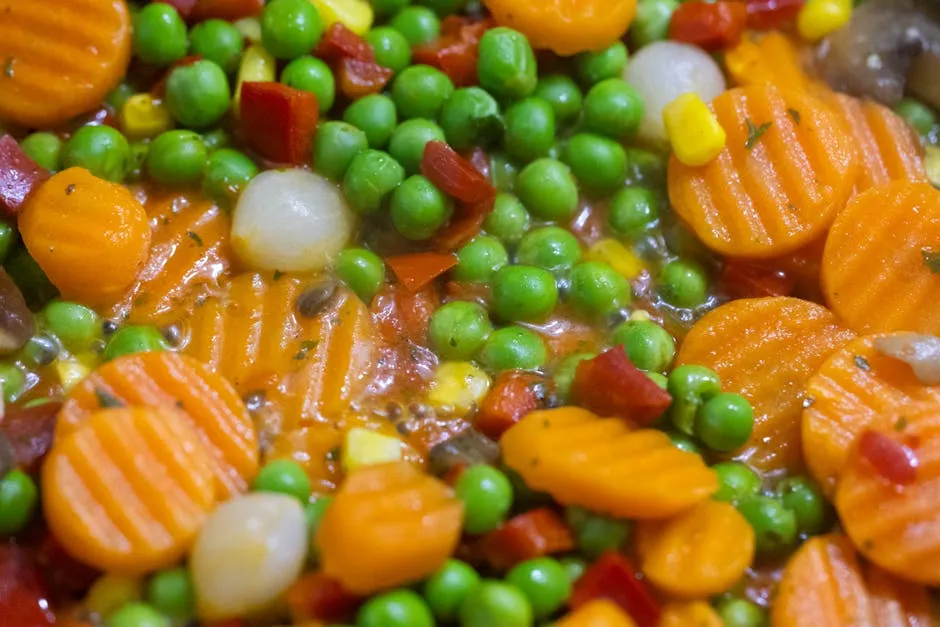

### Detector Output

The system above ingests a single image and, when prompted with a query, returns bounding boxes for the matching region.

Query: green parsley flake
[922,248,940,274]
[745,118,772,150]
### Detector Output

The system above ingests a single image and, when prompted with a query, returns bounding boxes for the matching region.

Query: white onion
[625,41,727,147]
[874,333,940,385]
[190,493,308,620]
[232,169,355,273]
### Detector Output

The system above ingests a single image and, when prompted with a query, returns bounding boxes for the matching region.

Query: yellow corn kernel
[85,574,142,618]
[56,358,89,393]
[233,17,262,44]
[313,0,374,35]
[663,93,727,167]
[235,44,277,113]
[342,427,403,472]
[119,94,172,139]
[798,0,852,42]
[428,361,492,416]
[630,309,652,322]
[585,238,646,281]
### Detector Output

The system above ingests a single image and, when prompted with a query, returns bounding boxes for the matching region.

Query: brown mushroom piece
[0,268,35,354]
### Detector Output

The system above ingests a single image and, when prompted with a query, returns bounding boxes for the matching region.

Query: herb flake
[922,248,940,274]
[895,417,908,432]
[95,388,124,408]
[745,118,772,150]
[854,355,872,371]
[293,339,319,360]
[187,231,203,247]
[787,108,801,124]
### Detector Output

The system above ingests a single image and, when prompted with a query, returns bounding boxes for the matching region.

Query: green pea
[190,19,244,72]
[778,476,829,537]
[133,3,188,66]
[146,130,208,186]
[280,56,335,112]
[559,557,587,584]
[335,248,385,303]
[713,462,761,504]
[624,147,667,188]
[668,431,702,455]
[305,496,332,562]
[503,98,556,164]
[454,235,508,282]
[388,118,446,174]
[106,602,170,627]
[20,133,63,171]
[697,392,754,452]
[506,558,571,619]
[568,261,629,318]
[516,226,581,273]
[612,319,675,373]
[491,265,559,322]
[534,75,583,126]
[667,364,721,435]
[103,325,169,361]
[390,175,453,240]
[314,121,368,181]
[737,495,798,555]
[106,83,135,112]
[62,125,131,182]
[565,506,630,559]
[43,300,100,349]
[659,259,708,308]
[343,94,398,148]
[516,158,578,221]
[417,0,467,16]
[252,459,312,502]
[894,98,936,136]
[0,470,38,536]
[201,128,230,152]
[477,27,538,101]
[648,371,668,390]
[429,301,493,360]
[165,60,231,129]
[716,597,767,627]
[459,581,532,627]
[0,364,26,404]
[483,193,530,244]
[0,223,16,264]
[261,0,324,60]
[553,352,594,402]
[146,568,194,620]
[343,149,405,214]
[563,133,627,195]
[630,0,680,47]
[392,65,455,120]
[454,465,513,534]
[365,27,412,74]
[608,187,659,240]
[479,326,546,372]
[440,87,503,151]
[203,148,258,207]
[372,0,410,18]
[390,6,441,46]
[583,79,644,139]
[424,559,480,622]
[577,42,628,86]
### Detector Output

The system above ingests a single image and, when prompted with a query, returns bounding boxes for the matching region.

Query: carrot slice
[315,462,463,594]
[724,31,814,92]
[57,351,258,499]
[658,601,722,627]
[802,334,940,497]
[501,408,717,519]
[866,563,934,625]
[635,501,754,598]
[822,180,940,335]
[667,84,858,258]
[42,406,216,574]
[0,0,131,127]
[19,168,151,307]
[676,297,854,472]
[557,600,637,627]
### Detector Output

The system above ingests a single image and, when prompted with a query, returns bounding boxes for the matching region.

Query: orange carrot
[724,31,814,92]
[667,84,858,258]
[315,462,463,594]
[501,408,717,519]
[822,180,940,335]
[658,601,723,627]
[635,501,754,598]
[676,297,854,472]
[57,351,258,499]
[0,0,131,127]
[19,168,151,306]
[556,600,637,627]
[43,406,216,574]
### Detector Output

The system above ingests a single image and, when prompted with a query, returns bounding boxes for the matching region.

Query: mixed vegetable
[1,0,940,625]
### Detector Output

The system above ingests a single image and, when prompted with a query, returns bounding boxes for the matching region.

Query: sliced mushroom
[0,268,34,355]
[427,428,500,477]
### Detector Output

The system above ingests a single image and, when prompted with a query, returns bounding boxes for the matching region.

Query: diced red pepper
[745,0,805,30]
[33,532,99,599]
[433,212,487,253]
[0,135,49,218]
[572,347,672,425]
[160,0,198,17]
[719,261,795,300]
[413,18,492,88]
[316,23,375,63]
[286,571,360,624]
[0,402,61,473]
[336,58,394,100]
[239,82,319,165]
[669,1,748,52]
[386,253,458,293]
[569,552,662,627]
[190,0,264,22]
[476,371,549,440]
[422,141,496,205]
[0,544,56,627]
[479,508,575,570]
[858,430,919,486]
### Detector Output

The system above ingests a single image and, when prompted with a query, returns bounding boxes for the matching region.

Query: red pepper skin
[719,261,795,300]
[239,82,319,165]
[669,1,748,52]
[1,402,61,473]
[190,0,264,22]
[433,212,487,252]
[569,552,662,627]
[286,572,360,624]
[859,430,919,486]
[479,508,575,570]
[162,0,199,18]
[317,23,374,63]
[476,371,549,440]
[421,141,496,205]
[0,544,56,627]
[413,18,492,87]
[0,135,49,218]
[572,347,672,425]
[746,0,804,30]
[386,253,458,293]
[337,58,394,100]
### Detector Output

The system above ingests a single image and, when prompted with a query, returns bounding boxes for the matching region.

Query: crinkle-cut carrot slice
[866,562,934,625]
[677,297,854,472]
[724,31,815,93]
[0,0,131,127]
[668,84,858,258]
[658,601,722,627]
[501,408,717,519]
[57,351,258,499]
[822,180,940,335]
[556,600,637,627]
[836,405,940,586]
[43,406,216,574]
[635,501,754,598]
[315,462,463,595]
[19,168,150,307]
[802,334,940,497]
[103,192,233,328]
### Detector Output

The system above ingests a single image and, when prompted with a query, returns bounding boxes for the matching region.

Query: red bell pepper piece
[569,552,661,627]
[0,135,49,218]
[745,0,804,30]
[479,508,575,570]
[422,141,496,205]
[160,0,198,18]
[336,58,394,100]
[433,212,487,252]
[476,371,549,440]
[386,253,458,293]
[0,544,56,627]
[858,430,919,486]
[572,347,672,425]
[286,571,360,624]
[239,82,319,165]
[413,18,492,88]
[669,1,748,52]
[317,23,374,63]
[0,402,61,473]
[190,0,264,22]
[719,261,795,300]
[372,282,440,345]
[33,532,100,599]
